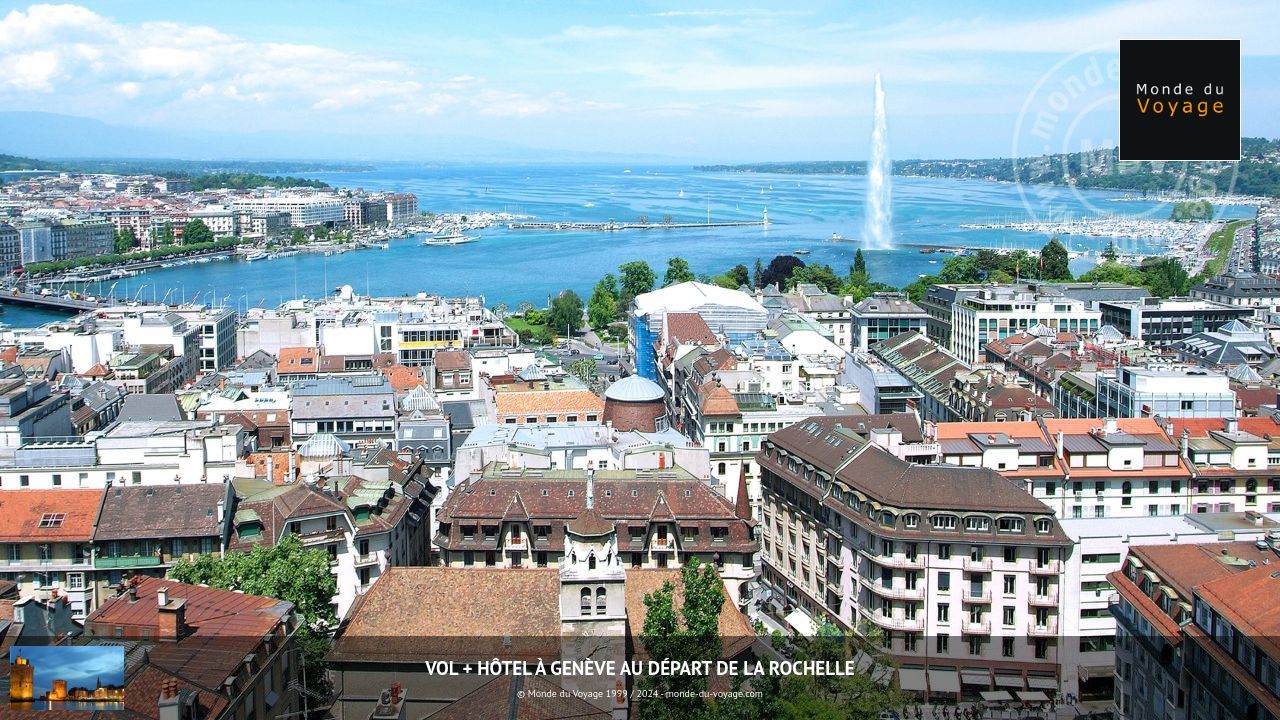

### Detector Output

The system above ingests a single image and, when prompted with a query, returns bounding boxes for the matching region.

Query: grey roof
[298,433,350,458]
[441,400,476,429]
[78,381,124,413]
[94,484,226,541]
[116,393,183,423]
[292,393,395,419]
[292,375,392,396]
[400,385,440,414]
[604,375,664,402]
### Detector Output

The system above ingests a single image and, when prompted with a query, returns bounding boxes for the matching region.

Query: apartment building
[1109,541,1280,720]
[851,293,929,352]
[759,416,1073,698]
[773,283,855,351]
[0,489,100,617]
[0,222,21,272]
[1092,366,1238,419]
[1191,270,1280,318]
[1169,416,1280,514]
[0,365,74,462]
[950,285,1101,364]
[872,331,970,422]
[230,195,345,227]
[289,376,397,446]
[1099,297,1252,346]
[433,464,759,605]
[384,193,419,223]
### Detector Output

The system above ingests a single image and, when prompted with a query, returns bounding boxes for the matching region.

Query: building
[1093,365,1238,419]
[630,282,769,381]
[0,365,74,463]
[187,207,240,237]
[83,576,301,720]
[1191,270,1280,317]
[1169,416,1280,514]
[839,351,924,415]
[0,488,101,617]
[290,376,397,446]
[1098,297,1252,346]
[488,369,604,426]
[602,375,667,432]
[774,284,855,351]
[1174,319,1278,371]
[851,293,929,352]
[872,331,970,422]
[230,195,345,227]
[433,463,758,605]
[15,217,113,264]
[243,210,291,239]
[431,349,474,398]
[0,222,20,272]
[384,193,418,223]
[950,285,1101,364]
[758,416,1074,698]
[1108,540,1280,720]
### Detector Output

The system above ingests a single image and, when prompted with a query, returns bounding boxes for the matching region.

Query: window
[937,604,950,623]
[37,513,65,528]
[596,588,607,615]
[937,572,950,592]
[1003,607,1015,626]
[1002,637,1015,657]
[19,475,29,487]
[51,474,61,487]
[938,544,951,560]
[936,635,949,654]
[996,517,1024,533]
[536,552,547,567]
[485,551,496,567]
[1002,575,1016,595]
[580,588,592,616]
[1003,546,1017,563]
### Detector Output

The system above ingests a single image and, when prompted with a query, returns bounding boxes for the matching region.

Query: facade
[1170,416,1280,515]
[850,293,929,352]
[290,376,397,445]
[871,331,970,422]
[384,193,419,223]
[0,365,74,463]
[0,488,100,617]
[1095,366,1238,419]
[1191,270,1280,317]
[631,282,769,381]
[230,195,345,227]
[775,284,855,351]
[1098,297,1252,346]
[0,222,20,272]
[433,464,758,605]
[951,285,1101,364]
[759,416,1075,698]
[1108,541,1280,720]
[15,217,113,264]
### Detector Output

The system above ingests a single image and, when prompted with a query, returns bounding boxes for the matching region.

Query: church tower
[558,466,628,720]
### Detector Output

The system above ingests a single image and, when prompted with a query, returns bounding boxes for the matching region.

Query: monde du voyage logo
[1120,40,1240,162]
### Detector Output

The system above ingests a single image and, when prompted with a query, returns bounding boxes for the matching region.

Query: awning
[898,666,928,692]
[960,669,990,685]
[1026,677,1059,690]
[1078,664,1115,681]
[785,609,816,638]
[980,690,1013,702]
[928,668,961,694]
[994,674,1023,688]
[1017,690,1050,702]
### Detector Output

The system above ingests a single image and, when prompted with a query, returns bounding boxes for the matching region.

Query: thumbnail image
[8,646,125,711]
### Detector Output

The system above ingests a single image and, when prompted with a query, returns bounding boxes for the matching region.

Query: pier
[508,213,769,233]
[0,289,105,313]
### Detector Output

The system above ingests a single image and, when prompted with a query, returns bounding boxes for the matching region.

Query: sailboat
[679,189,685,198]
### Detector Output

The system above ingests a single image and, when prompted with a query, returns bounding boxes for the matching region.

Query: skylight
[38,513,66,528]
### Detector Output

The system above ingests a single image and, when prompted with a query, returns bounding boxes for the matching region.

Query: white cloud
[0,50,60,91]
[115,81,140,98]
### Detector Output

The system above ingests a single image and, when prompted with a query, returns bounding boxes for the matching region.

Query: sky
[0,1,1278,162]
[9,646,125,695]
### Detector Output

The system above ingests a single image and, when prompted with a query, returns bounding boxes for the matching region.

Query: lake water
[5,165,1255,327]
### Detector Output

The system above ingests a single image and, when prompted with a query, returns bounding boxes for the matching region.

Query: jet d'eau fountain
[863,73,893,250]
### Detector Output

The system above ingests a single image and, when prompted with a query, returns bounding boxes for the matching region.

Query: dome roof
[604,375,664,402]
[298,433,351,459]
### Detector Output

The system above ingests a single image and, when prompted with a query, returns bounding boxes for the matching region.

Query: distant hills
[697,138,1280,197]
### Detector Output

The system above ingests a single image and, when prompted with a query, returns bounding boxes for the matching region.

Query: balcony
[1028,618,1059,636]
[95,555,164,569]
[864,579,925,601]
[1029,593,1059,607]
[868,613,924,631]
[506,536,526,550]
[6,558,92,570]
[1029,560,1062,575]
[353,552,381,567]
[861,548,924,569]
[963,557,993,571]
[962,619,992,634]
[651,537,675,552]
[962,588,992,603]
[299,529,346,547]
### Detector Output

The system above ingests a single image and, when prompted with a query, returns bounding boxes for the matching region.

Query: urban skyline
[7,646,124,702]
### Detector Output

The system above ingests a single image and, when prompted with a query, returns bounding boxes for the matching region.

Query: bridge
[0,289,104,313]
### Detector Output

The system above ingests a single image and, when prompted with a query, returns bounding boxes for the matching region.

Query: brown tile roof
[495,390,604,418]
[0,489,101,542]
[1169,416,1280,438]
[83,362,112,378]
[665,312,718,346]
[94,484,226,542]
[123,664,230,720]
[429,674,610,720]
[1128,542,1269,600]
[935,421,1048,440]
[245,450,297,485]
[566,507,614,536]
[434,349,472,371]
[698,381,739,416]
[625,569,755,660]
[380,364,425,393]
[276,346,317,374]
[1195,564,1280,660]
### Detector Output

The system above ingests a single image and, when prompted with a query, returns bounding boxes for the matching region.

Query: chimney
[157,586,168,607]
[1225,417,1239,434]
[128,586,138,603]
[585,463,595,509]
[1180,429,1190,459]
[1055,430,1064,460]
[369,683,408,720]
[216,498,225,524]
[158,679,183,720]
[1103,417,1118,435]
[158,593,187,642]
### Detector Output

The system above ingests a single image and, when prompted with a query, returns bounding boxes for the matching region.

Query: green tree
[567,357,597,385]
[853,249,867,276]
[1140,257,1191,297]
[588,275,619,329]
[789,263,842,293]
[492,302,509,318]
[169,534,337,703]
[313,225,330,241]
[113,228,136,254]
[752,258,764,288]
[637,558,724,720]
[771,623,907,720]
[664,257,696,286]
[182,219,214,246]
[1039,238,1072,280]
[290,227,306,245]
[725,264,750,288]
[759,255,806,290]
[158,222,176,246]
[546,289,585,336]
[619,260,657,298]
[1102,240,1119,262]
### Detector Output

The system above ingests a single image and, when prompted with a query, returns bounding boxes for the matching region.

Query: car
[569,349,580,355]
[592,353,604,360]
[877,712,902,720]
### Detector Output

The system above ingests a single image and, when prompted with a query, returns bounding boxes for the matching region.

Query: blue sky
[9,646,124,695]
[0,1,1277,161]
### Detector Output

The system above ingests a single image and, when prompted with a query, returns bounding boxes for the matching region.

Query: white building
[231,196,345,227]
[951,286,1101,364]
[1094,365,1237,419]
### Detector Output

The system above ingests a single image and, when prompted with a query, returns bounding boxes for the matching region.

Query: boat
[831,233,846,241]
[920,248,937,254]
[583,202,596,208]
[243,251,268,262]
[424,229,479,246]
[794,249,811,255]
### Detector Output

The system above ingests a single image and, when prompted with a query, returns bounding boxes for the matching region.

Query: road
[545,335,626,383]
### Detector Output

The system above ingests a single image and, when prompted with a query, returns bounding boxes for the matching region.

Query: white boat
[583,202,596,208]
[831,232,846,241]
[244,251,268,262]
[424,230,479,246]
[794,249,811,255]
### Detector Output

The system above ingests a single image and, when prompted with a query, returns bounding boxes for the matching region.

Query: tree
[313,225,330,241]
[726,264,750,288]
[752,258,764,288]
[546,289,585,336]
[182,219,214,246]
[853,249,867,276]
[1140,257,1191,297]
[158,222,176,247]
[1078,261,1143,285]
[789,263,842,293]
[290,227,306,245]
[637,559,724,720]
[1039,238,1072,281]
[758,255,806,290]
[770,623,908,720]
[664,256,696,286]
[588,276,619,329]
[516,301,535,316]
[492,302,509,319]
[619,260,656,299]
[113,228,136,254]
[1102,240,1119,262]
[169,534,337,703]
[567,357,597,385]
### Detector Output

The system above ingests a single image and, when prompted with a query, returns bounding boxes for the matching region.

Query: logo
[1120,40,1240,161]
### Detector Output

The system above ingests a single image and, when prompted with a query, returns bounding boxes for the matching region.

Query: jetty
[508,211,770,233]
[0,289,105,312]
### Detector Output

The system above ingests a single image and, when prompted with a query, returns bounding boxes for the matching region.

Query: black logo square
[1119,39,1240,161]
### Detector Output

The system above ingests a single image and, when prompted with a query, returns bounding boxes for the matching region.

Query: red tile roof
[665,312,718,346]
[276,347,317,374]
[433,350,472,371]
[1169,416,1280,438]
[380,365,424,393]
[0,489,101,542]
